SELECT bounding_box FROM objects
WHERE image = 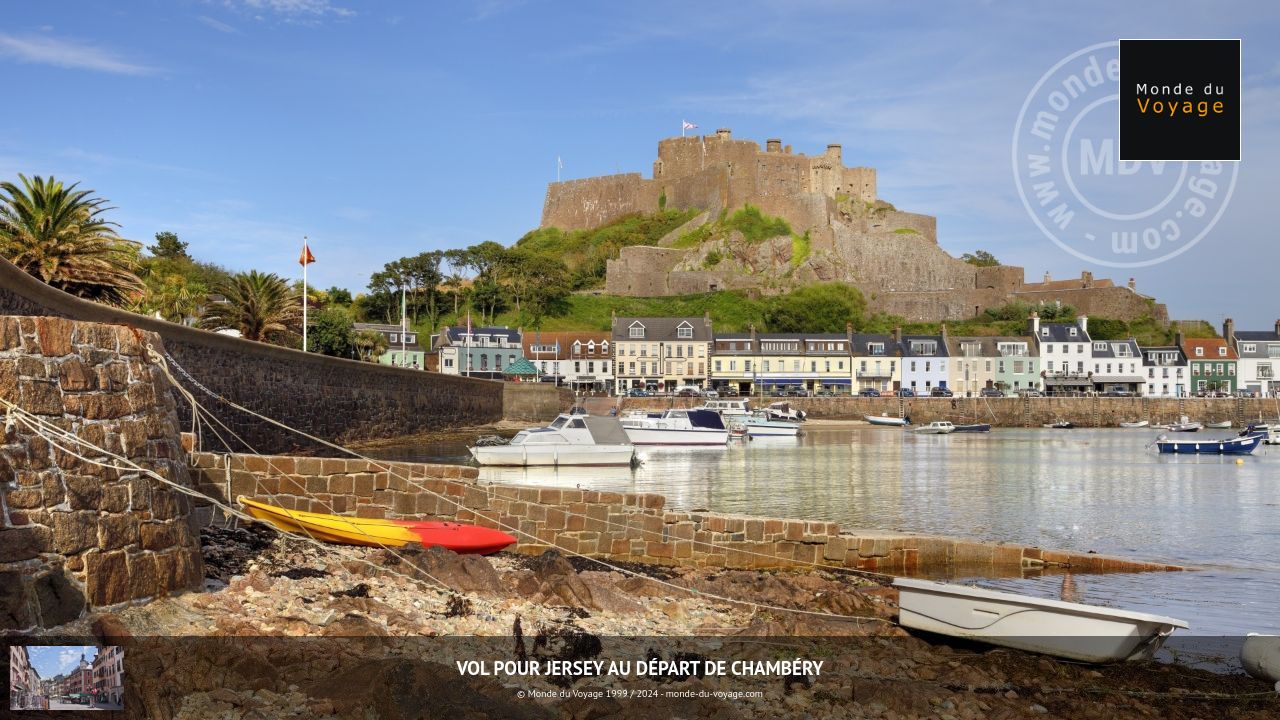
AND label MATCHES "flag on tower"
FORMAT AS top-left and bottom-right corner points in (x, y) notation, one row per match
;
(299, 242), (316, 266)
(682, 120), (698, 130)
